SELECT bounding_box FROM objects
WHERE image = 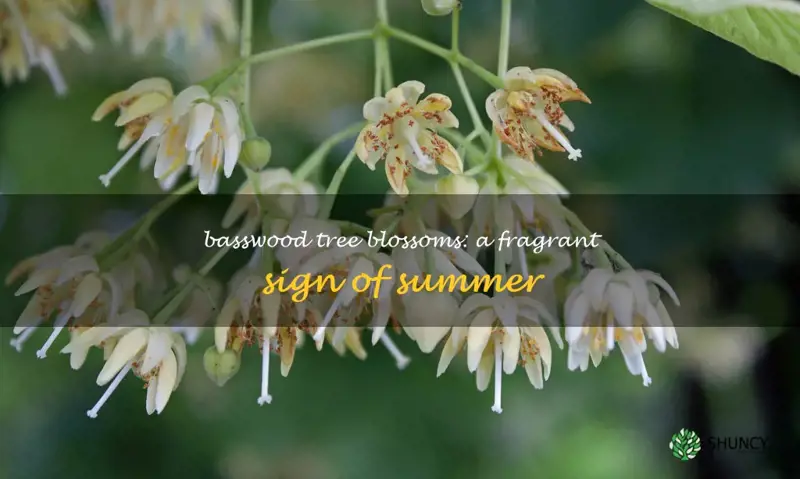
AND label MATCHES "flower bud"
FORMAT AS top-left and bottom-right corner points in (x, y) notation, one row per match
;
(435, 174), (479, 219)
(240, 137), (272, 172)
(203, 346), (241, 387)
(421, 0), (459, 16)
